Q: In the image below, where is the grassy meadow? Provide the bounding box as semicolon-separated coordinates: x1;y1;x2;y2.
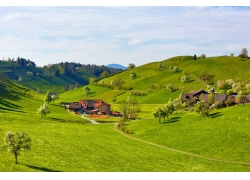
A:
1;55;250;172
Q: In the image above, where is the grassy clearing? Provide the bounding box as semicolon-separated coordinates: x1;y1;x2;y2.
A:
1;112;250;172
126;103;250;165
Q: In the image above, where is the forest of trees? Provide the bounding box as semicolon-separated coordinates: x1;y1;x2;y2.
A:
47;62;123;77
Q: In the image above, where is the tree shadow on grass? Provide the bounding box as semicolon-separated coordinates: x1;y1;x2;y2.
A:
162;116;181;124
24;164;62;172
208;112;223;118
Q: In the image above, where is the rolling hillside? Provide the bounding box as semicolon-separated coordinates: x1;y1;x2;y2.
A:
79;55;250;104
1;55;250;172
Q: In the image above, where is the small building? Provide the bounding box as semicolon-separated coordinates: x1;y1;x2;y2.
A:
79;99;111;115
69;103;82;112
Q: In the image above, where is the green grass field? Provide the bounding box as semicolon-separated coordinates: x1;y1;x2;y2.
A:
1;55;250;172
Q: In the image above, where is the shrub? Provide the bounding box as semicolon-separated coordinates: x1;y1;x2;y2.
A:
213;101;223;109
130;90;146;96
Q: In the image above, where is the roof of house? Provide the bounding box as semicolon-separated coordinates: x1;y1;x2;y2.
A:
214;94;228;103
192;90;209;96
69;103;82;109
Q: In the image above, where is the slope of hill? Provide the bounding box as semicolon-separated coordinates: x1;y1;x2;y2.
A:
0;60;95;94
1;58;250;172
82;55;250;104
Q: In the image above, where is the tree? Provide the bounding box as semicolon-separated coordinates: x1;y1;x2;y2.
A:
158;63;164;70
180;74;190;83
193;54;197;60
169;66;180;73
128;63;136;69
119;100;131;121
195;101;210;116
84;86;90;97
230;53;234;57
153;107;165;123
153;99;175;123
224;95;235;107
239;48;248;58
2;131;31;164
165;99;175;119
100;70;109;79
236;90;246;105
246;84;250;92
51;94;59;103
112;97;117;104
207;91;215;105
44;91;52;104
167;83;174;92
130;71;137;79
18;77;22;82
37;102;51;118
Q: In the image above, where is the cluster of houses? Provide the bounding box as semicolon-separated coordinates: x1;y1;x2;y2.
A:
181;89;250;107
61;99;121;116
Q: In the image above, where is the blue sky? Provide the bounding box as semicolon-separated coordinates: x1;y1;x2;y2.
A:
1;5;250;67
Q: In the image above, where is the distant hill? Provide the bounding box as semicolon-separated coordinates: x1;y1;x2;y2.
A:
0;60;122;94
106;64;127;70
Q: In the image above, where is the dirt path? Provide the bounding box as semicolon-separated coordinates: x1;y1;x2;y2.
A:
81;114;100;124
113;123;250;166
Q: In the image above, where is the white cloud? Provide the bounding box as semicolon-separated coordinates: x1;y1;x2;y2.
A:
127;38;141;46
1;6;250;67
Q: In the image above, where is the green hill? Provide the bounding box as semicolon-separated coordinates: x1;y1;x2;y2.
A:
1;55;250;172
78;55;250;104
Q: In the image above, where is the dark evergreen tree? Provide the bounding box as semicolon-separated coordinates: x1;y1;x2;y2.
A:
193;54;197;60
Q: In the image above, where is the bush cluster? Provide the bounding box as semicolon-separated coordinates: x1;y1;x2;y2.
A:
130;90;146;96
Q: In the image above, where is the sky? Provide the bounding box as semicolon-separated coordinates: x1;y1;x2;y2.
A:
1;2;250;67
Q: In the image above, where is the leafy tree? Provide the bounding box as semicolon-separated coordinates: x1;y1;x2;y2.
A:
51;94;59;103
224;95;235;107
158;63;164;70
119;100;131;121
195;101;210;116
44;92;52;104
18;77;22;82
128;63;136;69
2;131;31;164
37;102;51;118
84;86;90;97
153;99;175;123
173;98;183;114
200;72;213;85
89;77;96;84
100;70;109;79
230;53;234;57
153;107;165;123
130;71;137;79
180;74;190;83
165;99;175;119
217;80;231;90
207;91;215;105
198;54;206;59
128;98;138;112
167;83;174;92
246;84;250;92
239;48;248;58
236;90;246;105
169;66;180;73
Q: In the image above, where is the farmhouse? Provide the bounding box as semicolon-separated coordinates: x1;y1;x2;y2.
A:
69;102;82;111
79;99;111;115
181;90;250;106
